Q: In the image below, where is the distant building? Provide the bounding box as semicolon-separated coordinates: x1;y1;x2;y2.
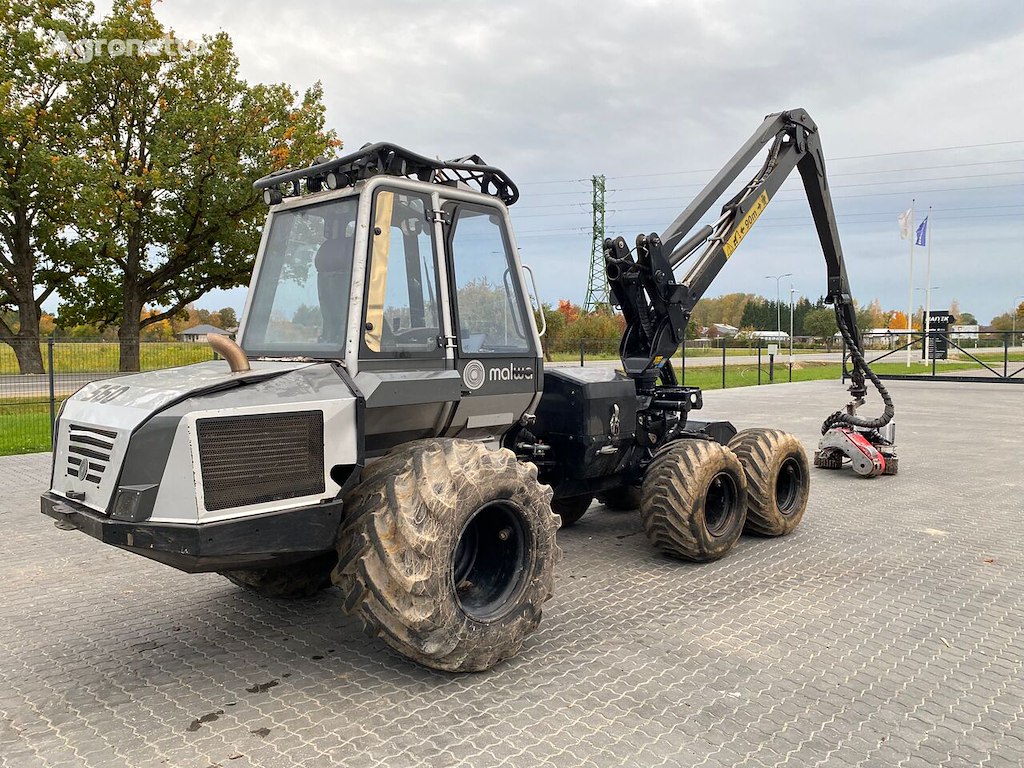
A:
748;330;790;342
178;324;230;343
950;324;979;341
711;323;739;338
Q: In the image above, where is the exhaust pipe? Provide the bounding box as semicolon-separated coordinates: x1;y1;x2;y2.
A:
207;334;250;373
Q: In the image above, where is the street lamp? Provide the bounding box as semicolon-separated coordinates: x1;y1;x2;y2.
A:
789;285;797;363
765;273;792;334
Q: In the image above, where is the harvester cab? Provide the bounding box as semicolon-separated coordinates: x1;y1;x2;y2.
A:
246;146;545;454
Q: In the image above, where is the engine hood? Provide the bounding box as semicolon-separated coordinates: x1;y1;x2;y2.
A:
60;360;314;433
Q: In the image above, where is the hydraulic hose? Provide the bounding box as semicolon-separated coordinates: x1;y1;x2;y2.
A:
821;309;895;433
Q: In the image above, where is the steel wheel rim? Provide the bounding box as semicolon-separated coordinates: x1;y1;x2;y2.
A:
776;457;802;515
704;471;738;536
452;501;529;622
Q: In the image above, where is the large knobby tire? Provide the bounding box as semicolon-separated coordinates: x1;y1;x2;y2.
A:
597;485;642;511
551;494;592;527
218;551;337;599
640;440;747;562
333;439;559;672
728;428;810;537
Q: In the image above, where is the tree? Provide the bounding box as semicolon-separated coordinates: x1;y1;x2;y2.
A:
990;304;1024;332
0;0;93;372
803;307;838;350
556;299;580;325
219;307;238;329
538;303;565;362
59;0;340;370
888;310;910;330
957;312;977;326
690;293;751;330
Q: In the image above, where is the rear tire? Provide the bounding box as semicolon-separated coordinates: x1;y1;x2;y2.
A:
551;494;592;527
219;552;337;599
640;440;747;562
728;428;810;536
597;485;642;511
333;439;559;672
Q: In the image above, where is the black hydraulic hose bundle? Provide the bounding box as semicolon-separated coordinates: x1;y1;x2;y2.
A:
821;309;895;433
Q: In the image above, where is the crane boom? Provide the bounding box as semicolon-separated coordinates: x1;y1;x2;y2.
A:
604;108;895;457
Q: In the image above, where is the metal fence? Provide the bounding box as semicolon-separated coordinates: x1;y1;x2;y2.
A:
0;338;214;455
844;331;1024;384
570;337;801;389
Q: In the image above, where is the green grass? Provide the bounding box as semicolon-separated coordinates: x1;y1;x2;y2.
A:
0;342;213;375
0;401;56;455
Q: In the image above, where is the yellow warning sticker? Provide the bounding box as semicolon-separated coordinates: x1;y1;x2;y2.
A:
722;191;769;258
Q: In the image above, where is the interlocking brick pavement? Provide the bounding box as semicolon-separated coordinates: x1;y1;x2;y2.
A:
1;379;1021;767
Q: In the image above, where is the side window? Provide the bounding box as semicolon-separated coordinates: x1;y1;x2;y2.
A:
363;189;441;357
447;205;531;355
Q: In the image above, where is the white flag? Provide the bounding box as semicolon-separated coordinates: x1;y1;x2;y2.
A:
897;208;913;240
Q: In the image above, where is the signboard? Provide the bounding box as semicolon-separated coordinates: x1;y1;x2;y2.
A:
923;310;955;360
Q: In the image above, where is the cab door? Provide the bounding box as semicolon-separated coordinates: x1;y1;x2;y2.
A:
440;201;542;440
355;185;461;454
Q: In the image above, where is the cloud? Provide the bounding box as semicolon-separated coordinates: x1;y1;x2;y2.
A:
136;0;1024;322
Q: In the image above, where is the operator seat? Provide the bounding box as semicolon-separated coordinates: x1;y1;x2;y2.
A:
315;233;353;345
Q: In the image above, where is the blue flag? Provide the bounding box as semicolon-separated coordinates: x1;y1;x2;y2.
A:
915;217;928;247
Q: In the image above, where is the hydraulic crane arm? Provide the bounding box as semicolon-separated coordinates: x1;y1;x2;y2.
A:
604;108;893;433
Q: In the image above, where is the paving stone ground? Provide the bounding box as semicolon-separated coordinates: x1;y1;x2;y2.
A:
1;379;1022;768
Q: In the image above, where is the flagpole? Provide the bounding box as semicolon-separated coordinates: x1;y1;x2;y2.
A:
924;205;933;366
905;199;915;366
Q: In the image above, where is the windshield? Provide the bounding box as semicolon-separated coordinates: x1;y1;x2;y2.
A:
241;196;358;357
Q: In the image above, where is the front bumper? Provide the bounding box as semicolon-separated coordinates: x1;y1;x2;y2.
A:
40;492;343;573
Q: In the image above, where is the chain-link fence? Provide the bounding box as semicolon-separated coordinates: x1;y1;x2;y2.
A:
0;338;214;455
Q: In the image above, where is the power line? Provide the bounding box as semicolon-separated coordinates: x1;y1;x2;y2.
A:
515;163;1024;209
515;211;1024;238
512;181;1024;218
516;140;1024;187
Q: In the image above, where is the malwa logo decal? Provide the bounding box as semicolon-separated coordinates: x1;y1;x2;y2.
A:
462;360;534;391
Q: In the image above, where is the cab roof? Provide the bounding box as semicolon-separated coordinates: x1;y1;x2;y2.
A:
254;142;519;207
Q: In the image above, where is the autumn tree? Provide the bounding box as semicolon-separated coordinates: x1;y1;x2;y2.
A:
59;0;339;370
0;0;92;372
803;307;838;350
888;310;910;330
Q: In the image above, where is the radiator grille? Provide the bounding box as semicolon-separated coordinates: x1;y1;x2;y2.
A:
66;424;118;484
197;411;325;511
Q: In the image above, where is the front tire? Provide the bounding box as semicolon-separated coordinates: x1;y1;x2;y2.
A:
218;552;337;599
333;439;559;672
728;429;810;536
640;440;747;562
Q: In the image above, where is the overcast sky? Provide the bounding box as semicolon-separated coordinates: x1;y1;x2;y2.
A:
121;0;1024;323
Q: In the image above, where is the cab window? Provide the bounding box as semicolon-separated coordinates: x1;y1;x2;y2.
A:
242;196;357;357
446;204;532;355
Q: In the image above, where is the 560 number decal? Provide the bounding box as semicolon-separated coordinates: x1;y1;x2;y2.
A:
79;384;130;404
